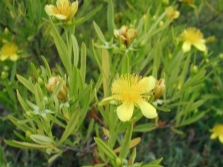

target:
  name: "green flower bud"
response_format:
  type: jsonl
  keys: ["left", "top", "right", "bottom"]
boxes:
{"left": 25, "top": 131, "right": 32, "bottom": 138}
{"left": 1, "top": 71, "right": 8, "bottom": 80}
{"left": 3, "top": 66, "right": 9, "bottom": 71}
{"left": 115, "top": 157, "right": 122, "bottom": 166}
{"left": 191, "top": 65, "right": 198, "bottom": 74}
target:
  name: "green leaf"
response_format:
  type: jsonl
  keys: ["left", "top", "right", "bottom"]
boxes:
{"left": 93, "top": 21, "right": 106, "bottom": 43}
{"left": 170, "top": 127, "right": 185, "bottom": 136}
{"left": 72, "top": 35, "right": 79, "bottom": 66}
{"left": 142, "top": 157, "right": 163, "bottom": 167}
{"left": 107, "top": 0, "right": 115, "bottom": 37}
{"left": 84, "top": 119, "right": 94, "bottom": 143}
{"left": 30, "top": 134, "right": 54, "bottom": 145}
{"left": 102, "top": 48, "right": 110, "bottom": 97}
{"left": 17, "top": 90, "right": 29, "bottom": 111}
{"left": 17, "top": 74, "right": 34, "bottom": 94}
{"left": 175, "top": 112, "right": 205, "bottom": 127}
{"left": 41, "top": 56, "right": 52, "bottom": 77}
{"left": 50, "top": 20, "right": 72, "bottom": 75}
{"left": 119, "top": 122, "right": 133, "bottom": 158}
{"left": 58, "top": 110, "right": 80, "bottom": 145}
{"left": 121, "top": 54, "right": 130, "bottom": 74}
{"left": 75, "top": 4, "right": 103, "bottom": 26}
{"left": 48, "top": 152, "right": 62, "bottom": 163}
{"left": 133, "top": 123, "right": 155, "bottom": 132}
{"left": 0, "top": 145, "right": 6, "bottom": 165}
{"left": 80, "top": 42, "right": 86, "bottom": 83}
{"left": 4, "top": 140, "right": 49, "bottom": 149}
{"left": 94, "top": 137, "right": 117, "bottom": 160}
{"left": 8, "top": 115, "right": 33, "bottom": 133}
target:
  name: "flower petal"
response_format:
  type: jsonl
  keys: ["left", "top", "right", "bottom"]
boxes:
{"left": 45, "top": 5, "right": 55, "bottom": 16}
{"left": 140, "top": 76, "right": 156, "bottom": 92}
{"left": 0, "top": 54, "right": 8, "bottom": 61}
{"left": 137, "top": 100, "right": 157, "bottom": 118}
{"left": 210, "top": 133, "right": 217, "bottom": 139}
{"left": 9, "top": 54, "right": 18, "bottom": 61}
{"left": 193, "top": 41, "right": 206, "bottom": 52}
{"left": 71, "top": 0, "right": 78, "bottom": 16}
{"left": 116, "top": 102, "right": 134, "bottom": 122}
{"left": 219, "top": 135, "right": 223, "bottom": 143}
{"left": 56, "top": 0, "right": 69, "bottom": 8}
{"left": 54, "top": 14, "right": 67, "bottom": 20}
{"left": 182, "top": 41, "right": 191, "bottom": 52}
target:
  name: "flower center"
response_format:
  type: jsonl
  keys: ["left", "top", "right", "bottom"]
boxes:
{"left": 183, "top": 28, "right": 203, "bottom": 43}
{"left": 112, "top": 74, "right": 147, "bottom": 103}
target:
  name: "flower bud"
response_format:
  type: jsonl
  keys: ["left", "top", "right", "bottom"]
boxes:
{"left": 159, "top": 21, "right": 164, "bottom": 27}
{"left": 115, "top": 157, "right": 122, "bottom": 166}
{"left": 1, "top": 71, "right": 8, "bottom": 80}
{"left": 45, "top": 76, "right": 68, "bottom": 102}
{"left": 38, "top": 77, "right": 44, "bottom": 85}
{"left": 25, "top": 131, "right": 32, "bottom": 138}
{"left": 162, "top": 0, "right": 169, "bottom": 5}
{"left": 153, "top": 79, "right": 166, "bottom": 100}
{"left": 191, "top": 65, "right": 198, "bottom": 74}
{"left": 3, "top": 66, "right": 9, "bottom": 71}
{"left": 114, "top": 25, "right": 137, "bottom": 47}
{"left": 206, "top": 36, "right": 216, "bottom": 43}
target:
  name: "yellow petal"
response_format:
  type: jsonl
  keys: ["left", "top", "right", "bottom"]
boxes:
{"left": 219, "top": 135, "right": 223, "bottom": 143}
{"left": 193, "top": 41, "right": 206, "bottom": 52}
{"left": 54, "top": 14, "right": 67, "bottom": 20}
{"left": 137, "top": 100, "right": 157, "bottom": 118}
{"left": 0, "top": 54, "right": 8, "bottom": 61}
{"left": 210, "top": 133, "right": 217, "bottom": 139}
{"left": 182, "top": 41, "right": 191, "bottom": 52}
{"left": 174, "top": 11, "right": 180, "bottom": 19}
{"left": 140, "top": 76, "right": 156, "bottom": 92}
{"left": 56, "top": 0, "right": 69, "bottom": 8}
{"left": 9, "top": 54, "right": 18, "bottom": 61}
{"left": 116, "top": 102, "right": 134, "bottom": 122}
{"left": 71, "top": 0, "right": 78, "bottom": 16}
{"left": 45, "top": 5, "right": 55, "bottom": 16}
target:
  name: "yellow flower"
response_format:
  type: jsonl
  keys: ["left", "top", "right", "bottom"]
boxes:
{"left": 45, "top": 76, "right": 68, "bottom": 102}
{"left": 0, "top": 42, "right": 19, "bottom": 61}
{"left": 179, "top": 0, "right": 196, "bottom": 8}
{"left": 45, "top": 0, "right": 78, "bottom": 22}
{"left": 165, "top": 6, "right": 180, "bottom": 20}
{"left": 179, "top": 27, "right": 206, "bottom": 52}
{"left": 103, "top": 74, "right": 157, "bottom": 122}
{"left": 114, "top": 25, "right": 137, "bottom": 47}
{"left": 210, "top": 124, "right": 223, "bottom": 143}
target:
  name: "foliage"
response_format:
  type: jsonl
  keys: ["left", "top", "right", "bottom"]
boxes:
{"left": 0, "top": 0, "right": 223, "bottom": 166}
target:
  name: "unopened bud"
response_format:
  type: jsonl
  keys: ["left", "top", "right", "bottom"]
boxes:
{"left": 206, "top": 36, "right": 216, "bottom": 43}
{"left": 1, "top": 71, "right": 8, "bottom": 80}
{"left": 45, "top": 76, "right": 68, "bottom": 102}
{"left": 3, "top": 66, "right": 9, "bottom": 71}
{"left": 154, "top": 79, "right": 166, "bottom": 100}
{"left": 138, "top": 41, "right": 145, "bottom": 48}
{"left": 191, "top": 65, "right": 198, "bottom": 74}
{"left": 25, "top": 131, "right": 32, "bottom": 138}
{"left": 115, "top": 157, "right": 122, "bottom": 166}
{"left": 162, "top": 0, "right": 169, "bottom": 5}
{"left": 159, "top": 21, "right": 164, "bottom": 27}
{"left": 38, "top": 77, "right": 44, "bottom": 85}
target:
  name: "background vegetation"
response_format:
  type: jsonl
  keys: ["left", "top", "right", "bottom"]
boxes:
{"left": 0, "top": 0, "right": 223, "bottom": 166}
